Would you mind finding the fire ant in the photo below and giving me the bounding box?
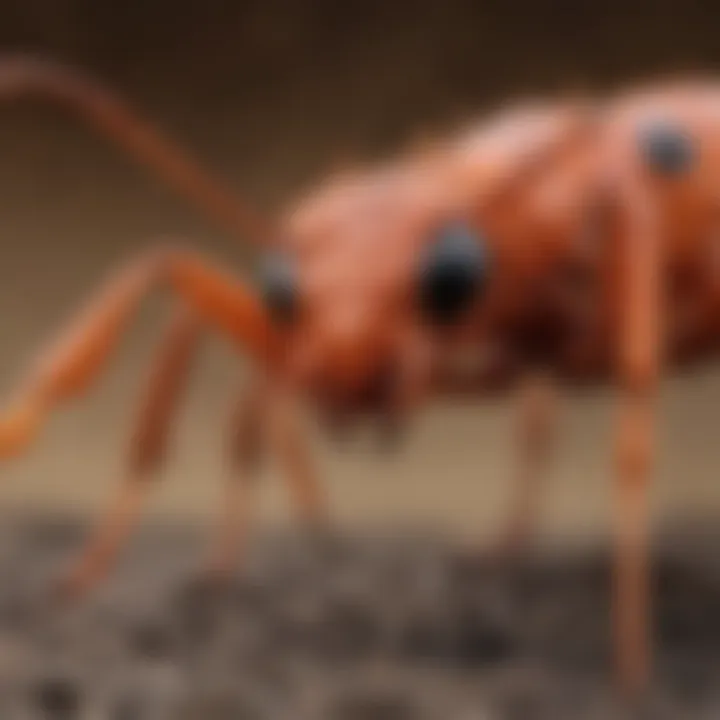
[0,55,714,695]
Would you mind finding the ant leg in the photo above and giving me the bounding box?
[204,381,329,581]
[610,161,662,696]
[204,379,267,580]
[0,244,277,461]
[613,378,657,697]
[55,306,202,599]
[268,390,329,531]
[496,373,556,556]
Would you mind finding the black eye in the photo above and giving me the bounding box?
[418,222,490,324]
[258,252,297,324]
[638,119,696,176]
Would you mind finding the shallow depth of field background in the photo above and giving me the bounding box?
[0,0,719,544]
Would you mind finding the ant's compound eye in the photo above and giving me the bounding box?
[418,222,490,324]
[258,252,297,324]
[638,119,696,176]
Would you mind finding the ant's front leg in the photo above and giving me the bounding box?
[56,305,203,599]
[267,385,330,531]
[0,243,278,599]
[0,243,276,460]
[203,379,267,581]
[204,378,329,582]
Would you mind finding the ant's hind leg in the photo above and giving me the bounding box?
[609,152,663,696]
[55,306,202,600]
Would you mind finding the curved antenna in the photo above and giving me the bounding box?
[0,54,274,246]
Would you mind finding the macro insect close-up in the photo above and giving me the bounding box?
[3,7,720,718]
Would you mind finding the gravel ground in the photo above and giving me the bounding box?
[0,516,717,719]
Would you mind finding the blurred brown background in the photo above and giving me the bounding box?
[0,0,719,543]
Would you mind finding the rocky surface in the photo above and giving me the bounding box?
[0,516,717,718]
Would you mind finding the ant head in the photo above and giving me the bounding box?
[256,166,495,436]
[258,237,404,416]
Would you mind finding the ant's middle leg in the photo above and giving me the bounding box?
[495,372,557,557]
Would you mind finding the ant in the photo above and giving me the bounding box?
[0,55,713,696]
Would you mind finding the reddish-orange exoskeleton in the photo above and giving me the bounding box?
[0,55,714,694]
